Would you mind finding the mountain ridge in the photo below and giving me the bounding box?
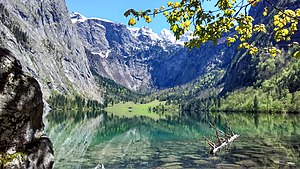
[72,11,233,93]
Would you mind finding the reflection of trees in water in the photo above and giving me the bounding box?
[254,112,259,128]
[181,112,300,147]
[46,112,104,169]
[57,110,299,147]
[92,116,146,144]
[47,110,300,142]
[184,111,300,138]
[47,109,105,124]
[91,113,216,146]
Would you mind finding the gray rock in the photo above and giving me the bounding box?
[236,160,257,167]
[26,137,54,169]
[216,163,242,169]
[0,48,54,169]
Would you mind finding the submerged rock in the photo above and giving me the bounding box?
[235,159,257,167]
[232,154,250,159]
[193,159,210,165]
[216,164,242,169]
[0,48,54,168]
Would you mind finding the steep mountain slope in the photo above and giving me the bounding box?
[73,13,153,91]
[0,0,101,101]
[72,12,234,92]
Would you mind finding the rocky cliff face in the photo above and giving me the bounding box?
[74,14,153,91]
[0,48,53,168]
[0,0,101,101]
[72,12,234,91]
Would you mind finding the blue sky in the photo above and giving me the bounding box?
[65,0,216,33]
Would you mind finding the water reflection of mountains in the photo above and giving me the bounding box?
[47,110,300,139]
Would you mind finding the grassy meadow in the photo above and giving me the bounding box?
[105,100,178,120]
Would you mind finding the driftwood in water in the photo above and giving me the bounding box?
[205,123,239,154]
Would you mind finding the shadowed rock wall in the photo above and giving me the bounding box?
[0,48,54,168]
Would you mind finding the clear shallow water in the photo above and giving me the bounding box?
[45,111,300,169]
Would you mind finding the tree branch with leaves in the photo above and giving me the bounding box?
[124,0,300,57]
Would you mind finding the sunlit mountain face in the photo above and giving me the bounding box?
[71,12,234,93]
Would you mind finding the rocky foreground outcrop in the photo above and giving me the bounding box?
[0,48,54,168]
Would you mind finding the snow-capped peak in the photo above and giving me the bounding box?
[70,12,87,23]
[128,26,193,46]
[160,28,176,44]
[70,12,115,24]
[128,26,162,42]
[139,26,162,42]
[159,28,193,46]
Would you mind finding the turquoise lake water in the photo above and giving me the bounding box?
[45,110,300,169]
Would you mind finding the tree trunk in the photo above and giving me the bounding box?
[212,134,239,154]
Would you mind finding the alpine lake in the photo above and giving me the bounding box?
[45,102,300,169]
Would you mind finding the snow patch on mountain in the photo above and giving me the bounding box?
[70,12,87,23]
[91,50,111,59]
[89,18,114,23]
[128,27,140,38]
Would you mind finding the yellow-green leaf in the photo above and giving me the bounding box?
[171,24,178,32]
[293,51,300,58]
[296,9,300,17]
[128,18,136,26]
[144,16,152,23]
[263,7,268,16]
